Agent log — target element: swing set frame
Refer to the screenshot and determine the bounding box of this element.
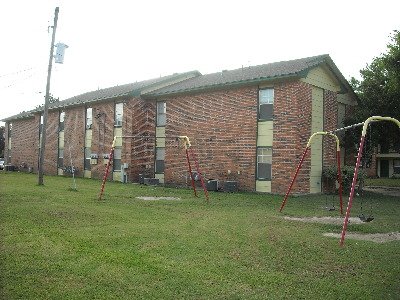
[279,131,344,214]
[339,116,400,246]
[279,116,400,246]
[98,135,209,203]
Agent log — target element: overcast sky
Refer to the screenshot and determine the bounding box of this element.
[1,0,399,125]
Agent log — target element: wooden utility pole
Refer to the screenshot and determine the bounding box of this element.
[38,7,59,185]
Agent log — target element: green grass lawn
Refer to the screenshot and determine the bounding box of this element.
[365,177,400,187]
[1,172,399,299]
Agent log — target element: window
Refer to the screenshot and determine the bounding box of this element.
[86,108,92,129]
[157,101,166,126]
[115,103,123,127]
[58,148,64,168]
[84,147,91,170]
[257,147,272,180]
[259,88,274,120]
[7,123,12,163]
[8,123,12,138]
[394,160,400,174]
[59,111,65,131]
[7,149,11,164]
[40,115,44,134]
[113,147,122,171]
[155,147,165,173]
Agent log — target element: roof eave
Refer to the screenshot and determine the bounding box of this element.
[142,73,301,99]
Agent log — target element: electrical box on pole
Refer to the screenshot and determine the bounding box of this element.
[54,42,68,64]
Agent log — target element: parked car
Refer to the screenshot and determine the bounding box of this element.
[0,159,4,170]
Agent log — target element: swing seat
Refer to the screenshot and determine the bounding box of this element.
[325,206,335,211]
[358,214,374,222]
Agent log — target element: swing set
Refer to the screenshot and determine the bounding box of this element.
[339,116,400,246]
[279,116,400,246]
[98,135,209,203]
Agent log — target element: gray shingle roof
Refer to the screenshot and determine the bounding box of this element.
[46,71,200,110]
[143,54,343,97]
[2,54,354,122]
[1,71,200,122]
[1,110,36,122]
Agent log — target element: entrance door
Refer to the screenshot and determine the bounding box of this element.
[380,160,389,177]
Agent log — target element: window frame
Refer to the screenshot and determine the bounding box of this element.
[394,159,400,174]
[7,149,11,164]
[113,147,122,171]
[39,115,44,134]
[156,101,166,127]
[58,148,64,168]
[59,111,65,131]
[114,103,123,127]
[84,147,91,171]
[155,147,165,174]
[86,107,93,129]
[258,88,274,121]
[8,123,12,138]
[257,147,272,180]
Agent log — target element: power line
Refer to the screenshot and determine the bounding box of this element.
[0,67,36,78]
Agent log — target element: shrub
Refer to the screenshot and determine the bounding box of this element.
[322,165,366,194]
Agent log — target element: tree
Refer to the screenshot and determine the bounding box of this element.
[349,30,400,151]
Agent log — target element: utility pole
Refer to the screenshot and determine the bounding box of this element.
[38,7,59,185]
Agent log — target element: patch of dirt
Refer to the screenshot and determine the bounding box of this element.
[284,216,365,225]
[364,186,400,197]
[136,196,181,201]
[323,232,400,243]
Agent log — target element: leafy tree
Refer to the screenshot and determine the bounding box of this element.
[349,30,400,152]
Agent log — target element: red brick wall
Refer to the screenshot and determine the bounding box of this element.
[89,101,115,179]
[344,105,357,166]
[365,149,377,177]
[42,110,60,175]
[123,99,156,182]
[272,81,313,194]
[323,90,338,167]
[84,98,156,181]
[4,81,346,195]
[62,106,86,177]
[163,86,258,191]
[4,118,39,170]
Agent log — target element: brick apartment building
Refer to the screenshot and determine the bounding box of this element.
[2,54,358,194]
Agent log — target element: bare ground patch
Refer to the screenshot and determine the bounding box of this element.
[283,216,365,225]
[283,216,400,243]
[136,196,181,201]
[323,232,400,243]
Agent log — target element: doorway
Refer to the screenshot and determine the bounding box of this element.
[380,160,389,178]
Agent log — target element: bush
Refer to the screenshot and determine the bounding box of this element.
[322,165,366,194]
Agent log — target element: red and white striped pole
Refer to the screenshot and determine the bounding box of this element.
[279,147,309,212]
[190,148,209,203]
[280,132,341,212]
[339,116,400,246]
[185,148,197,197]
[339,136,365,246]
[98,136,117,200]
